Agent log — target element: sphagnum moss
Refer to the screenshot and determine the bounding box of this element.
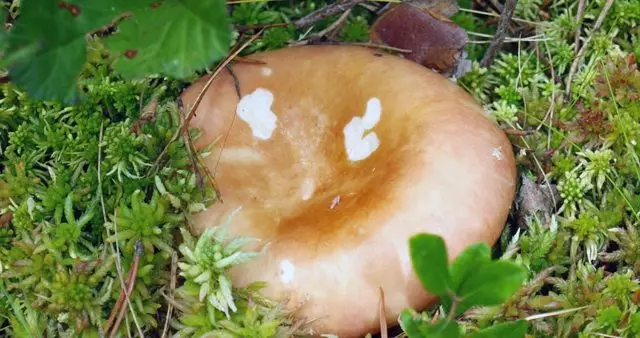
[2,0,640,337]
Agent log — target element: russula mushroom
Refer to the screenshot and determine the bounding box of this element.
[180,45,516,337]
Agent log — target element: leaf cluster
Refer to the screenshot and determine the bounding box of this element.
[400,234,528,338]
[1,0,232,103]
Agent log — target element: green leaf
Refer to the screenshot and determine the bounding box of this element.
[450,243,492,289]
[399,310,462,338]
[65,0,159,32]
[5,0,151,102]
[467,320,528,338]
[398,309,427,338]
[105,0,232,80]
[409,234,452,296]
[441,242,492,313]
[424,320,462,338]
[456,260,527,315]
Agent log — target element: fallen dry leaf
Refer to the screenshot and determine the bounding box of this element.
[0,212,13,227]
[130,98,158,134]
[515,174,559,228]
[370,3,468,74]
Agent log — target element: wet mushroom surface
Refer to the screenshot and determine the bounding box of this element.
[180,45,517,337]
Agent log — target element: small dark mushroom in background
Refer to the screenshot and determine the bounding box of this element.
[370,3,468,76]
[180,45,516,337]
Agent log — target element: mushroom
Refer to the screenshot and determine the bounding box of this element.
[179,45,516,337]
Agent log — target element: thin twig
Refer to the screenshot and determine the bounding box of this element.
[525,305,590,321]
[235,22,288,33]
[236,0,365,34]
[542,39,556,150]
[573,0,586,54]
[98,121,144,337]
[110,240,143,338]
[293,0,367,29]
[291,39,412,53]
[458,7,542,26]
[149,29,265,174]
[211,67,242,180]
[161,252,178,338]
[103,239,142,335]
[313,8,352,40]
[480,0,518,67]
[378,287,388,338]
[226,66,242,100]
[176,97,205,196]
[502,128,536,136]
[564,0,614,99]
[515,266,558,298]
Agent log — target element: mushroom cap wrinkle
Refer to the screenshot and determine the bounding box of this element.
[180,45,517,337]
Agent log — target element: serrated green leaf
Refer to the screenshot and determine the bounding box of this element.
[66,0,159,32]
[467,320,528,338]
[5,0,153,102]
[105,0,232,80]
[409,234,452,297]
[456,260,527,315]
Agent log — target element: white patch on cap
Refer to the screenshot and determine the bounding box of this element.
[219,147,264,163]
[236,88,278,140]
[491,146,505,161]
[343,97,382,162]
[400,250,414,278]
[330,195,341,209]
[261,67,273,77]
[279,259,295,284]
[301,178,315,201]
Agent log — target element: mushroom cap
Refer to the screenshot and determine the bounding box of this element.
[180,45,516,337]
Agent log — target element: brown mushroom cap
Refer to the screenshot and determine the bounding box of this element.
[180,45,516,337]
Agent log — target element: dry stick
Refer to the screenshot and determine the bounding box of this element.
[161,252,178,338]
[564,0,614,99]
[235,22,288,33]
[293,0,367,29]
[211,67,243,180]
[149,29,265,173]
[299,39,412,53]
[177,98,205,195]
[309,8,352,40]
[573,0,587,54]
[236,0,365,34]
[378,287,388,338]
[480,0,518,67]
[98,122,144,338]
[324,8,352,36]
[103,241,142,334]
[515,266,558,298]
[542,39,557,151]
[110,240,144,338]
[327,8,352,40]
[502,128,536,136]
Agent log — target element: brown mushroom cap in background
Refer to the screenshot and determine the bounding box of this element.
[180,45,517,337]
